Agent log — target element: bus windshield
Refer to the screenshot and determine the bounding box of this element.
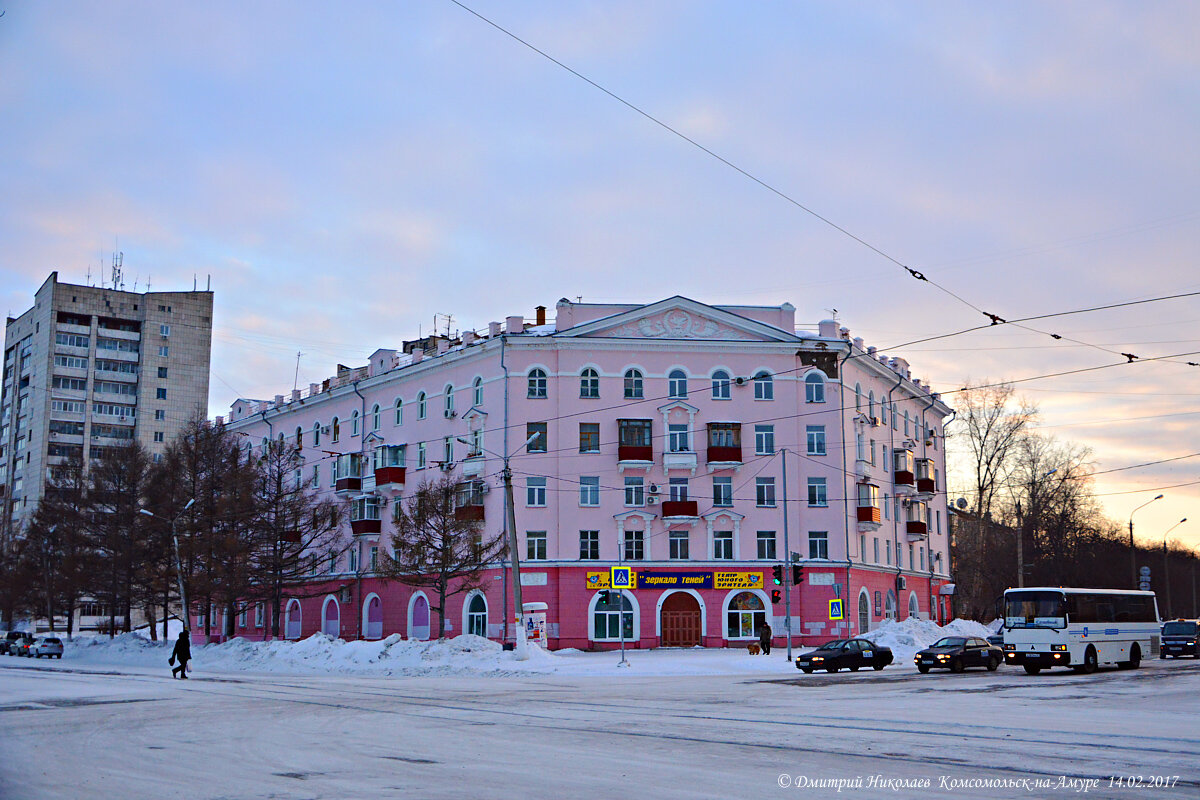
[1004,591,1066,629]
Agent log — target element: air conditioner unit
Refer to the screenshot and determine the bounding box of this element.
[869,417,880,426]
[478,483,490,494]
[733,377,747,386]
[648,484,659,494]
[902,439,917,449]
[646,496,658,505]
[444,409,457,418]
[896,575,907,590]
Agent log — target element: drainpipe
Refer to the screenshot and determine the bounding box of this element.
[933,408,955,623]
[886,371,904,618]
[352,380,368,640]
[836,345,856,637]
[500,335,511,645]
[920,391,937,622]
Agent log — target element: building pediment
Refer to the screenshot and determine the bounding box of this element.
[556,296,798,343]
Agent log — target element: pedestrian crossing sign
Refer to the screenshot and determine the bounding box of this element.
[829,599,844,620]
[611,566,633,590]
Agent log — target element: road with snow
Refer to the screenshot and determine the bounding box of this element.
[2,654,1198,799]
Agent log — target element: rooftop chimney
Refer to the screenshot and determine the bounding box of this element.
[489,321,502,337]
[535,305,546,326]
[506,315,524,334]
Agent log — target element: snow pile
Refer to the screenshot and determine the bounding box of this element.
[859,617,992,660]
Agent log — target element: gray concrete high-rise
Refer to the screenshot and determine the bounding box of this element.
[1,271,213,543]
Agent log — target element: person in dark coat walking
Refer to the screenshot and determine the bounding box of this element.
[169,630,191,679]
[757,621,773,656]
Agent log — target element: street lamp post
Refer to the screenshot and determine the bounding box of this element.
[459,433,539,661]
[1161,518,1186,618]
[1129,494,1164,590]
[140,499,195,639]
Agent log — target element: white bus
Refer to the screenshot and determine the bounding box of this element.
[1001,587,1160,674]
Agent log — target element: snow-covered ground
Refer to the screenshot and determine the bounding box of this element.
[50,617,994,678]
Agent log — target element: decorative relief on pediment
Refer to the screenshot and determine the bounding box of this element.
[598,309,757,340]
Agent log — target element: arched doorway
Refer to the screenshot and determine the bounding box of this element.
[322,597,340,638]
[410,594,430,640]
[858,591,870,634]
[363,595,382,639]
[660,592,702,647]
[466,594,487,638]
[285,599,302,640]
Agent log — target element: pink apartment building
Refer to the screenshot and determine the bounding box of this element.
[220,296,954,649]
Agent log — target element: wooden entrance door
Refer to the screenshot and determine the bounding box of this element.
[660,592,701,647]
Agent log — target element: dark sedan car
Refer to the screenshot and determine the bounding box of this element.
[10,635,36,657]
[795,639,894,673]
[915,636,1003,673]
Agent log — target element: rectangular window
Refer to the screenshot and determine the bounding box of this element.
[160,324,170,337]
[311,465,320,489]
[808,531,829,560]
[157,367,168,379]
[754,424,774,455]
[756,531,776,560]
[807,477,827,507]
[51,376,88,391]
[713,531,733,560]
[713,476,733,507]
[707,422,740,447]
[756,477,776,507]
[667,424,690,452]
[255,603,264,628]
[53,355,88,369]
[624,477,645,506]
[882,445,889,472]
[579,531,600,560]
[526,477,547,507]
[920,547,925,571]
[443,436,454,464]
[579,476,600,506]
[886,540,892,565]
[154,409,165,420]
[873,538,880,563]
[156,387,167,400]
[526,532,547,561]
[578,422,600,453]
[806,425,826,455]
[159,345,169,357]
[153,431,164,443]
[238,608,247,628]
[370,547,378,572]
[617,418,653,447]
[669,530,689,560]
[417,442,426,469]
[883,493,890,520]
[55,333,91,348]
[623,530,644,561]
[526,422,547,452]
[668,477,689,502]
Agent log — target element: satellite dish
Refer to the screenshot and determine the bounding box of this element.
[955,498,968,510]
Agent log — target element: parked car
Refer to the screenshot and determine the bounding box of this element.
[915,636,1003,673]
[11,635,36,657]
[1161,620,1200,659]
[986,631,1004,648]
[1,630,26,655]
[30,637,64,659]
[794,639,894,673]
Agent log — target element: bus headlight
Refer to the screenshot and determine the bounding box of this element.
[1051,645,1067,652]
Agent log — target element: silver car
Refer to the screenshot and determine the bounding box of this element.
[30,637,63,659]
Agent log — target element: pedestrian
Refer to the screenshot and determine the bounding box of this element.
[758,620,773,656]
[169,629,191,679]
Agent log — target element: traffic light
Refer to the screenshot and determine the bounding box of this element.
[771,564,783,585]
[792,566,803,585]
[598,590,611,604]
[770,589,782,604]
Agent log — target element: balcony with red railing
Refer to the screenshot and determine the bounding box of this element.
[351,519,382,535]
[906,519,928,537]
[374,466,406,490]
[660,500,699,518]
[857,506,882,524]
[454,504,485,522]
[335,476,362,495]
[617,444,653,463]
[706,445,742,466]
[915,458,935,496]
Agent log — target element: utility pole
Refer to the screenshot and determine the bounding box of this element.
[139,499,194,639]
[1161,518,1186,619]
[1129,495,1164,590]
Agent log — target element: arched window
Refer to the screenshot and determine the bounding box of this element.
[805,372,825,403]
[322,597,340,638]
[312,422,321,447]
[444,384,455,416]
[580,368,599,398]
[891,404,898,430]
[351,410,360,436]
[885,590,897,620]
[855,384,862,411]
[858,591,871,634]
[295,426,303,448]
[753,371,773,400]
[868,391,876,419]
[624,369,643,399]
[473,377,483,407]
[726,592,765,638]
[371,404,380,431]
[904,410,910,436]
[467,594,487,637]
[527,368,547,399]
[285,599,302,640]
[711,370,731,400]
[364,595,383,640]
[593,592,633,640]
[331,417,340,442]
[394,398,403,426]
[417,392,426,419]
[668,369,687,399]
[881,399,888,426]
[908,593,920,620]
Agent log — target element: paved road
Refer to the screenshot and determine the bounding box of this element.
[2,657,1198,799]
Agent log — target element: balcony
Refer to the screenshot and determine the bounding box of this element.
[374,466,406,492]
[855,458,874,479]
[335,477,362,495]
[660,500,699,519]
[915,458,935,498]
[618,444,653,463]
[893,470,915,494]
[454,504,485,522]
[351,519,382,535]
[906,519,928,538]
[662,450,698,474]
[460,455,485,478]
[706,445,742,467]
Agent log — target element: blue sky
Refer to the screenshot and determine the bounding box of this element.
[2,1,1198,548]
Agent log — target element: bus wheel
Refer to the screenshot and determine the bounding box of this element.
[1023,664,1041,675]
[1119,644,1141,670]
[1081,646,1098,674]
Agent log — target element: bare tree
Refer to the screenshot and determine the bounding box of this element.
[953,382,1037,518]
[379,475,506,639]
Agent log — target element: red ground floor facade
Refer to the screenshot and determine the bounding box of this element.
[214,563,954,650]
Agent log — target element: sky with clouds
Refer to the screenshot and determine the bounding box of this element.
[2,1,1198,549]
